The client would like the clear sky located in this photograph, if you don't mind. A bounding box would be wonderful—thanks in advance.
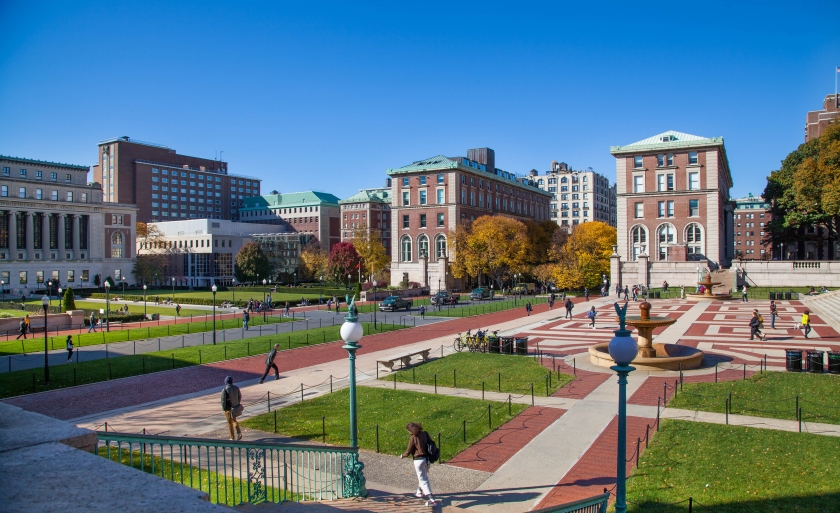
[1,1,838,200]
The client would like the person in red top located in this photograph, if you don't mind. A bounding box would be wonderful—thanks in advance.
[400,422,437,506]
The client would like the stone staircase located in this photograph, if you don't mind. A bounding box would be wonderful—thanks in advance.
[802,289,840,332]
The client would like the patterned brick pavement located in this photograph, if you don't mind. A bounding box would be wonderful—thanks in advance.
[627,369,756,406]
[447,406,566,473]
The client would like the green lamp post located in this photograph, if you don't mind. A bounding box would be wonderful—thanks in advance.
[339,294,367,498]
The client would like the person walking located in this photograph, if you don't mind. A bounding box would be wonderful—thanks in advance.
[802,310,811,338]
[623,286,629,301]
[632,286,638,302]
[16,318,27,340]
[66,335,74,362]
[400,422,438,507]
[587,306,597,329]
[221,376,243,440]
[615,284,622,298]
[769,300,777,329]
[88,312,97,333]
[525,301,532,316]
[284,302,291,317]
[24,314,31,335]
[749,310,764,341]
[259,344,281,384]
[243,310,250,331]
[564,298,574,319]
[175,304,182,316]
[419,304,426,320]
[741,285,748,303]
[584,288,589,301]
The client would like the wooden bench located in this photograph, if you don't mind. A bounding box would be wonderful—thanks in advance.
[377,348,431,370]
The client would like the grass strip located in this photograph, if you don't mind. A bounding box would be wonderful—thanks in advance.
[0,322,404,399]
[626,419,840,512]
[243,387,528,463]
[98,446,295,505]
[0,314,289,355]
[421,296,547,318]
[667,372,840,425]
[386,352,574,397]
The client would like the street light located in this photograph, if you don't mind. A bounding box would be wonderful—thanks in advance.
[339,299,368,497]
[232,278,236,307]
[609,304,638,513]
[1,279,5,301]
[347,274,351,290]
[47,280,53,308]
[143,284,148,318]
[262,278,267,321]
[319,276,323,306]
[58,287,63,313]
[121,276,126,297]
[211,284,218,345]
[171,277,176,302]
[104,281,111,332]
[294,271,297,287]
[41,294,50,385]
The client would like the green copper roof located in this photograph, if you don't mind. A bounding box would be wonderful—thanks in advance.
[0,154,89,171]
[241,191,341,211]
[339,188,391,204]
[386,155,461,173]
[610,130,724,154]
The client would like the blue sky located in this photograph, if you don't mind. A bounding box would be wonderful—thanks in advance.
[1,1,838,200]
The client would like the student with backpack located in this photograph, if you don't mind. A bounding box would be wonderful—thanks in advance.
[400,422,438,507]
[66,336,74,362]
[587,306,597,329]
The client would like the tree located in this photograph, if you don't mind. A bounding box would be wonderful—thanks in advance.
[235,243,271,283]
[450,216,529,289]
[524,220,559,266]
[93,274,101,288]
[134,222,170,285]
[532,263,557,292]
[299,241,329,281]
[351,227,390,281]
[63,287,76,311]
[551,222,616,290]
[104,276,116,289]
[327,242,362,282]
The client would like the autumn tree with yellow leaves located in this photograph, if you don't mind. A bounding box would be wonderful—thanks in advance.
[351,227,391,282]
[450,216,530,289]
[299,241,329,280]
[551,221,616,290]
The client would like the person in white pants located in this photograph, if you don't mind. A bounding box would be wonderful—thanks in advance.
[401,422,437,506]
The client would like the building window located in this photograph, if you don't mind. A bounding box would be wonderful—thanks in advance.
[66,191,73,202]
[667,200,674,217]
[435,234,447,258]
[436,189,444,204]
[633,175,644,193]
[657,174,674,191]
[67,270,75,282]
[437,213,445,227]
[688,151,698,165]
[634,202,644,218]
[403,215,409,228]
[689,199,699,217]
[419,176,427,185]
[418,234,429,258]
[633,156,643,168]
[51,172,57,181]
[111,231,124,258]
[686,223,703,260]
[400,236,412,262]
[20,168,27,177]
[402,191,409,206]
[0,185,6,197]
[657,224,675,260]
[51,190,58,200]
[419,190,427,205]
[667,154,674,166]
[631,225,647,261]
[688,172,699,190]
[19,271,27,284]
[437,174,444,184]
[419,214,427,228]
[402,177,409,186]
[18,187,27,198]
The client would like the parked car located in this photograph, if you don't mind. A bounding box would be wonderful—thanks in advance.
[512,282,536,294]
[431,291,460,306]
[378,296,413,311]
[470,287,491,300]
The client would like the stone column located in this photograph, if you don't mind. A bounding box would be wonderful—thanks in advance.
[8,211,17,259]
[637,253,650,289]
[73,215,81,259]
[25,212,34,259]
[57,214,65,259]
[43,213,52,256]
[610,245,622,288]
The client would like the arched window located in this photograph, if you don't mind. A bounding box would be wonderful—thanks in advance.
[630,225,647,261]
[435,234,447,259]
[685,223,704,261]
[657,224,676,261]
[418,235,429,259]
[111,230,124,258]
[400,236,412,262]
[111,232,123,245]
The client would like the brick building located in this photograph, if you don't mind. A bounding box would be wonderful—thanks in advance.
[386,147,552,289]
[339,187,392,257]
[732,194,772,261]
[93,136,261,223]
[238,191,341,251]
[0,154,137,295]
[532,161,616,230]
[805,94,840,143]
[610,130,734,267]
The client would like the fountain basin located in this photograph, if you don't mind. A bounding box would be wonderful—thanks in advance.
[588,343,704,371]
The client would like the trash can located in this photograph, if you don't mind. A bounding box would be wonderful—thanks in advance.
[488,335,500,354]
[515,337,529,355]
[785,292,792,300]
[500,337,515,355]
[151,313,160,321]
[768,292,776,300]
[807,350,824,373]
[654,291,660,299]
[828,352,840,374]
[785,349,802,372]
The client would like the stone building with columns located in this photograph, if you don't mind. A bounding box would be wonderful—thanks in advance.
[0,155,137,296]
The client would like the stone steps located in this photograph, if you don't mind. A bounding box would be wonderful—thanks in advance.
[803,290,840,331]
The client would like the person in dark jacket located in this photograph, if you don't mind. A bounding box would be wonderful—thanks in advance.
[525,301,532,316]
[66,335,74,362]
[16,318,27,339]
[749,311,764,341]
[243,310,250,330]
[564,298,574,319]
[259,344,281,384]
[221,376,242,440]
[400,422,437,506]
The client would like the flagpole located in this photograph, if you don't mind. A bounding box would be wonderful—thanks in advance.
[835,66,838,108]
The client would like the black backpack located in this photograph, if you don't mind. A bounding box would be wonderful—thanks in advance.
[424,432,440,463]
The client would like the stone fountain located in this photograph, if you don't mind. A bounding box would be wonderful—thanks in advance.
[588,301,705,371]
[686,271,732,301]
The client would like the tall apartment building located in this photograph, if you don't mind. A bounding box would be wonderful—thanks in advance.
[339,187,392,257]
[386,147,552,289]
[805,94,840,142]
[532,161,616,230]
[1,155,137,294]
[238,191,341,251]
[93,136,261,223]
[610,130,734,267]
[733,194,772,261]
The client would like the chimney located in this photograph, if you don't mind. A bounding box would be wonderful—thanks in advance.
[467,148,495,171]
[385,177,392,187]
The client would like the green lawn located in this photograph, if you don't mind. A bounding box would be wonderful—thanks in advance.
[243,387,528,462]
[17,299,208,317]
[99,446,294,505]
[0,314,289,355]
[0,309,28,318]
[96,286,352,302]
[387,352,573,397]
[422,296,547,318]
[0,322,405,399]
[667,372,840,425]
[626,420,840,512]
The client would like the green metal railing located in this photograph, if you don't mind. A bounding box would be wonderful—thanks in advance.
[531,493,609,513]
[97,432,366,505]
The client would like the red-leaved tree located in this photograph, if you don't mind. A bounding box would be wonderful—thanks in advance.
[327,242,362,282]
